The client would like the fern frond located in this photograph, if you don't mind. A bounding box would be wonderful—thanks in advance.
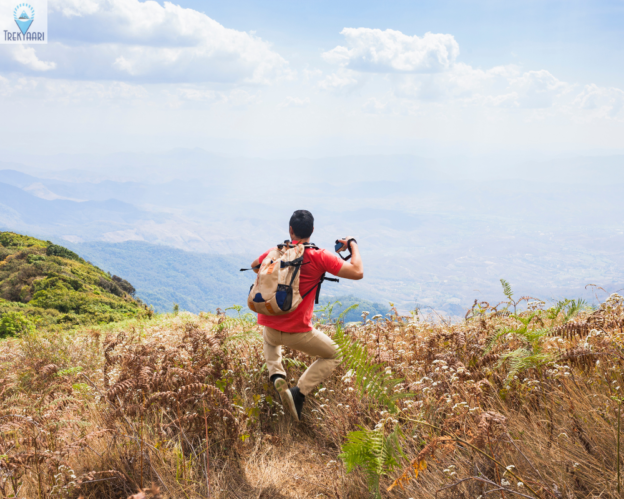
[338,303,359,322]
[497,347,554,382]
[500,279,513,300]
[334,325,411,413]
[339,426,405,498]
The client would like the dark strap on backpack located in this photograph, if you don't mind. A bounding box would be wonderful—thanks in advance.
[301,272,340,304]
[277,240,319,250]
[240,241,318,271]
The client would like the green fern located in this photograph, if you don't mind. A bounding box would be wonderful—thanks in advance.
[339,426,405,498]
[334,324,411,413]
[334,323,412,497]
[500,278,513,300]
[498,347,553,383]
[315,300,341,324]
[338,303,359,322]
[486,312,554,383]
[561,298,587,323]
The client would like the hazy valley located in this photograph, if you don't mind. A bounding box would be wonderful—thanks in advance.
[1,150,622,315]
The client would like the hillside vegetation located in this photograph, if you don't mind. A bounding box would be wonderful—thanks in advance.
[0,231,149,334]
[0,285,622,498]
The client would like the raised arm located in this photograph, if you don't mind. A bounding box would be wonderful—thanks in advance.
[336,239,363,280]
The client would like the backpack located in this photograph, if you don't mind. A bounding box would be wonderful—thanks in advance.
[242,241,338,316]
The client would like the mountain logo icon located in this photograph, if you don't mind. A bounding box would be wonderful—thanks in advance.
[13,3,35,35]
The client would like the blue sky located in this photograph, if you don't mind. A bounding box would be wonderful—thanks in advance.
[0,0,622,158]
[184,0,624,85]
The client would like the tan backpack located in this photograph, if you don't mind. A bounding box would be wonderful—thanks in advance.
[242,241,338,316]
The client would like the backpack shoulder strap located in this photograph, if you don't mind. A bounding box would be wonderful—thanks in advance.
[277,240,296,250]
[301,272,340,304]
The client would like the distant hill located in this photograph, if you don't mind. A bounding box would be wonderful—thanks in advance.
[65,240,392,318]
[316,295,391,323]
[0,231,148,335]
[68,240,255,313]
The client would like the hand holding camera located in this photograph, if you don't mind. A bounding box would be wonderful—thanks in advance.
[334,236,357,261]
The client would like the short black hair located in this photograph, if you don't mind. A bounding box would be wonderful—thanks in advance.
[290,210,314,239]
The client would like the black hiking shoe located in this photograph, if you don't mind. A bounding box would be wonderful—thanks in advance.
[283,386,305,421]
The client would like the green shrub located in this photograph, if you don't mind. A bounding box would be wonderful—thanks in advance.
[112,275,136,296]
[0,232,47,249]
[0,311,35,338]
[1,231,147,330]
[27,254,46,264]
[46,244,84,262]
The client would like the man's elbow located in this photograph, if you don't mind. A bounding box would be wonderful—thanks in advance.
[354,271,364,280]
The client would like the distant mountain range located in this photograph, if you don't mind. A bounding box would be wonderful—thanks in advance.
[63,239,390,320]
[1,150,622,315]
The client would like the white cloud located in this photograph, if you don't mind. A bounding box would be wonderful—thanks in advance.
[320,29,575,111]
[8,45,56,71]
[318,69,360,91]
[574,84,624,119]
[279,96,310,108]
[394,63,570,109]
[0,0,288,84]
[0,75,148,103]
[0,74,264,110]
[323,28,459,73]
[509,70,569,108]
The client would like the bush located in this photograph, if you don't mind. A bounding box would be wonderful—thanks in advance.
[0,232,47,249]
[27,254,46,264]
[112,275,136,296]
[0,311,35,337]
[46,244,84,262]
[97,276,124,297]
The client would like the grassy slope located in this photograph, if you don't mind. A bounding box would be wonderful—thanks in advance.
[0,231,149,332]
[0,293,622,498]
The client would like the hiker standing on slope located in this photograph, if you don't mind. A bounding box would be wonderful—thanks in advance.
[247,210,364,421]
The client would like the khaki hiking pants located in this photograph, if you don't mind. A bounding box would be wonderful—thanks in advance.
[263,326,341,396]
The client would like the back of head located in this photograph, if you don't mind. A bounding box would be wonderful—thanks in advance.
[290,210,314,239]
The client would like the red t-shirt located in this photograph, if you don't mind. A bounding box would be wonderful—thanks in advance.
[257,242,344,333]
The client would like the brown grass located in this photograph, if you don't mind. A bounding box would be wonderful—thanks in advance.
[0,293,623,498]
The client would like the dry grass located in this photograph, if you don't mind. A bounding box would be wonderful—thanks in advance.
[0,293,623,498]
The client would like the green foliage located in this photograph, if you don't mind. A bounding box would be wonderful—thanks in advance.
[547,298,588,325]
[339,426,405,498]
[0,231,148,331]
[339,303,360,322]
[27,254,46,264]
[46,243,84,262]
[500,278,513,300]
[334,326,411,416]
[487,312,553,383]
[0,311,35,338]
[0,232,48,249]
[316,295,389,324]
[498,347,553,384]
[173,302,179,315]
[332,313,413,497]
[218,305,258,343]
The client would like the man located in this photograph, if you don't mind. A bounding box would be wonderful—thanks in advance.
[250,210,364,421]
